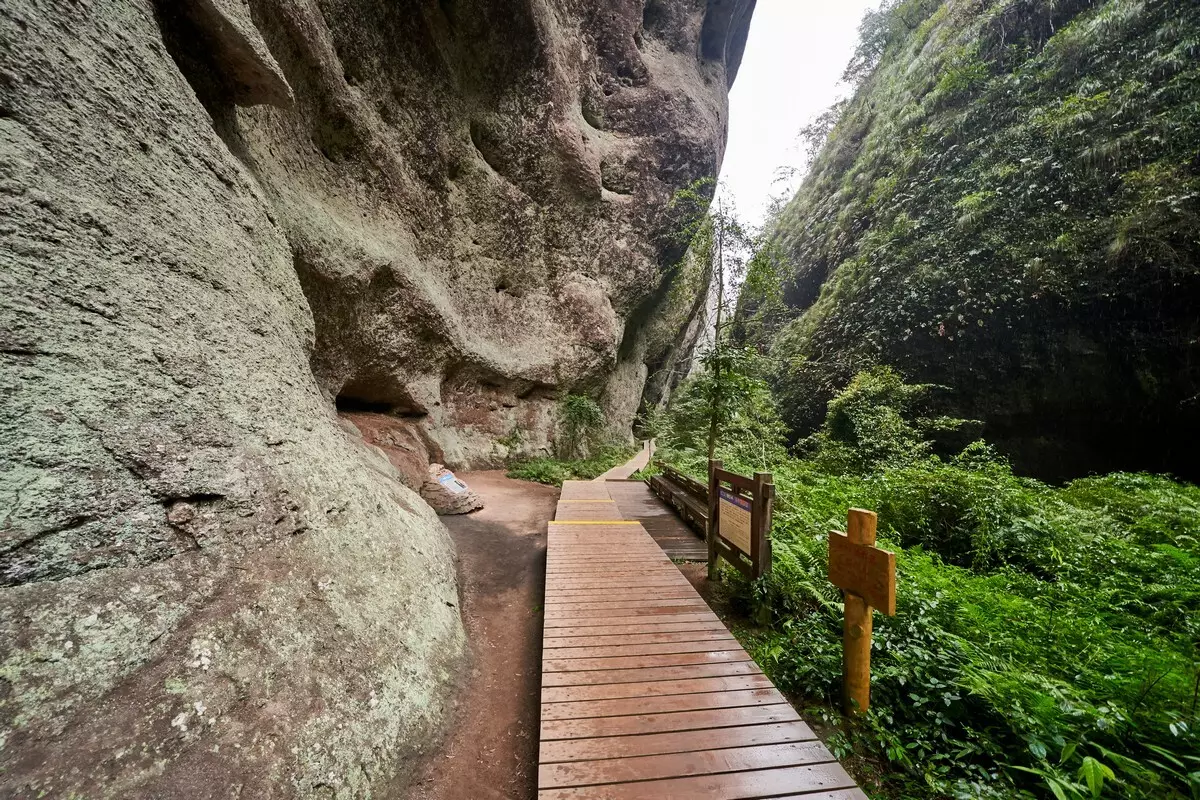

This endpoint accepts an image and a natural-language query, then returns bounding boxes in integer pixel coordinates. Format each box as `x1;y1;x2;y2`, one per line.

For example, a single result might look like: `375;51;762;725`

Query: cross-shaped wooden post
828;508;896;715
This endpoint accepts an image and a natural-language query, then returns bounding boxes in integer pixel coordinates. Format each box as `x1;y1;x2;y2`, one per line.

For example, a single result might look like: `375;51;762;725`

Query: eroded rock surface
0;0;752;795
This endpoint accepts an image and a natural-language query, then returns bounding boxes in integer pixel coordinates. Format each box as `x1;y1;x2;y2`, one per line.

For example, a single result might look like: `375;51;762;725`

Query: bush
507;444;636;486
556;394;605;459
654;369;1200;799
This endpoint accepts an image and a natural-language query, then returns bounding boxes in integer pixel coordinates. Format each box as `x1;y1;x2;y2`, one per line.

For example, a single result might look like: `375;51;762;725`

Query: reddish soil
407;471;559;800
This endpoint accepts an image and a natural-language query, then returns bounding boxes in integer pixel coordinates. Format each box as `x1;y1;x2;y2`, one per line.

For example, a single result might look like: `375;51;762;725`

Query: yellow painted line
548;520;641;525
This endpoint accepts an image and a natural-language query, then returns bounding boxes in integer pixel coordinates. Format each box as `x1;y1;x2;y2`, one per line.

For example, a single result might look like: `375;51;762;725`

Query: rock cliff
754;0;1200;481
0;0;753;796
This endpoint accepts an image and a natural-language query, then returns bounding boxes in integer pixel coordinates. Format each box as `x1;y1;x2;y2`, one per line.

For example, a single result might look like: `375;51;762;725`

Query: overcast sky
717;0;879;229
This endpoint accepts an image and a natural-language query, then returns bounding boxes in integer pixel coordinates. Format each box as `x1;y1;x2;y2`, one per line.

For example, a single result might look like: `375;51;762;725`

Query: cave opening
335;376;430;419
334;394;402;415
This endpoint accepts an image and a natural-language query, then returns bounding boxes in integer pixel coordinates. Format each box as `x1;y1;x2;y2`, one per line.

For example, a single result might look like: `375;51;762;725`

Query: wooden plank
543;650;751;673
773;792;872;800
539;490;863;800
545;602;715;616
539;688;787;721
544;587;696;599
541;673;773;703
544;580;690;589
544;614;722;632
545;560;671;569
543;598;708;612
539;741;836;789
545;563;673;569
544;566;674;574
543;630;736;649
543;639;739;659
540;660;762;687
545;561;681;569
544;603;709;616
543;585;694;597
543;621;729;638
543;588;699;601
543;608;720;623
539;721;817;764
536;763;859;799
543;576;691;587
540;703;799;740
545;578;693;590
543;637;739;659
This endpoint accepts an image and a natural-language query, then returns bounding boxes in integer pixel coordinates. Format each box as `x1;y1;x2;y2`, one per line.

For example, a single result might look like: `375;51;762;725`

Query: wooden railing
647;460;774;578
646;461;709;534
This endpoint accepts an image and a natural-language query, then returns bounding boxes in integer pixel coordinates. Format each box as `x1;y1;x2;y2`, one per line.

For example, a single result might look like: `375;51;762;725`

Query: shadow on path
408;471;559;800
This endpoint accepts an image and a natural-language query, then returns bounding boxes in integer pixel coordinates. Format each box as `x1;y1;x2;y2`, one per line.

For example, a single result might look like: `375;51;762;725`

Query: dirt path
408;471;558;800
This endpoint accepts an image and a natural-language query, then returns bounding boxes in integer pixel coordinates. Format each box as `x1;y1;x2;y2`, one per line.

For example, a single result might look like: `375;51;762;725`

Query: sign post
706;460;774;601
828;508;896;715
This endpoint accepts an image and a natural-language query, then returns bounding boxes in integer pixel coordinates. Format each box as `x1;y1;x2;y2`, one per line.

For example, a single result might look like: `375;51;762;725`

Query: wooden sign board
829;530;896;616
706;461;773;582
718;489;752;555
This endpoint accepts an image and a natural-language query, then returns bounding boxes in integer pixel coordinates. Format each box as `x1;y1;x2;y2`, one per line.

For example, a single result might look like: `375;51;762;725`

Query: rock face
756;0;1200;481
168;0;754;466
0;0;752;796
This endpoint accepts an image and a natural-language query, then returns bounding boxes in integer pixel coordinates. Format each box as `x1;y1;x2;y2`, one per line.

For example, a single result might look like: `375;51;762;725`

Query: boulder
420;466;485;516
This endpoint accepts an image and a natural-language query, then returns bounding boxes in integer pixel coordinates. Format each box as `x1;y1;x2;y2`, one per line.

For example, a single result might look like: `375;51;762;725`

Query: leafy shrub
800;366;972;475
507;444;636;486
654;369;1200;799
556;394;605;459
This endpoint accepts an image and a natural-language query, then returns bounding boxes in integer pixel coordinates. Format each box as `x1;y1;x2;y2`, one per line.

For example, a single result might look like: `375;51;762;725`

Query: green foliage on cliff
749;0;1200;478
556;394;605;459
653;371;1200;800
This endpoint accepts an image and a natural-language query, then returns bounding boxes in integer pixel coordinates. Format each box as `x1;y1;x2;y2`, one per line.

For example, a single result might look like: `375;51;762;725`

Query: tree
700;194;754;460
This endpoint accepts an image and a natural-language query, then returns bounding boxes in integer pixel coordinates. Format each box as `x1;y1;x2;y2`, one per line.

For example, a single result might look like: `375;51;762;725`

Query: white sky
717;0;879;229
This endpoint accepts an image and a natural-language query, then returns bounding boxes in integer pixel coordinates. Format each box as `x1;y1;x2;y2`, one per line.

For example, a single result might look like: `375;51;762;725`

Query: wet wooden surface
605;479;709;561
539;482;868;799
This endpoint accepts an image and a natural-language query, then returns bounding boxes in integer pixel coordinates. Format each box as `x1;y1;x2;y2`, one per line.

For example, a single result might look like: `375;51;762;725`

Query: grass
506;444;638;486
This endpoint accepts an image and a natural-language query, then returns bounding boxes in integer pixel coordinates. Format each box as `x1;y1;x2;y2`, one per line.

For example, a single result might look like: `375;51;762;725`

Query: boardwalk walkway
594;439;655;480
538;480;867;799
606;479;707;561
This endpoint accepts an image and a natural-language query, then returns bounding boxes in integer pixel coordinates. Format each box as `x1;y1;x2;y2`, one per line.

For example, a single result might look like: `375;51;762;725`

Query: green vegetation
555;394;605;460
643;2;1200;796
506;444;636;486
747;0;1200;479
506;393;636;485
651;368;1200;800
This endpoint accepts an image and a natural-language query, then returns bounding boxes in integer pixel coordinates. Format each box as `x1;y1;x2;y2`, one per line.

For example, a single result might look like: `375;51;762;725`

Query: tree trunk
707;213;725;462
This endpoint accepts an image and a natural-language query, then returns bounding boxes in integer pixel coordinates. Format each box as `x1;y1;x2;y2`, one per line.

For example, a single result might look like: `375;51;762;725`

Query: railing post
751;472;773;624
706;459;722;582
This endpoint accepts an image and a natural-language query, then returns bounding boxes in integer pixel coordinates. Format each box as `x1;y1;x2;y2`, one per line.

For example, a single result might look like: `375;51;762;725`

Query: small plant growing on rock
556;394;604;460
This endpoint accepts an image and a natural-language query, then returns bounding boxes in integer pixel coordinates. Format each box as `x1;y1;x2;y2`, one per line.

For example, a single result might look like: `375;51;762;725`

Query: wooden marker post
828;508;896;715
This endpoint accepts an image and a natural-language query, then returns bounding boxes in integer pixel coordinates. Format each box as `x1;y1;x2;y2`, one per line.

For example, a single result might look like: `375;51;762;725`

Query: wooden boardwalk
539;481;867;799
594;439;656;480
606;479;708;561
